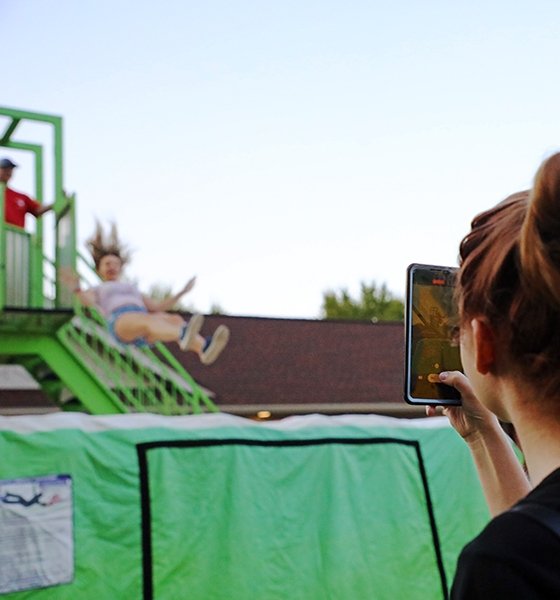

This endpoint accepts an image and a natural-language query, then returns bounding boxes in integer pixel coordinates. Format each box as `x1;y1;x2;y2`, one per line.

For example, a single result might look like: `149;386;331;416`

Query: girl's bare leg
113;312;206;352
114;313;183;344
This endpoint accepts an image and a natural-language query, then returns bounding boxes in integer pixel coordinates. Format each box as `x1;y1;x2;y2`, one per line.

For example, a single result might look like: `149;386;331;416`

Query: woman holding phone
429;154;560;598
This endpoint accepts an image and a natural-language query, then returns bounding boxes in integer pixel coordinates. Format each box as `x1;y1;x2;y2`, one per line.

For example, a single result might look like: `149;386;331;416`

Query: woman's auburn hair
457;152;560;385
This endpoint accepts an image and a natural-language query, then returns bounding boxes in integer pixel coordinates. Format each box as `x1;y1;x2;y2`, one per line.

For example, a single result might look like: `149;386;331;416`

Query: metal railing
57;304;217;415
4;225;31;307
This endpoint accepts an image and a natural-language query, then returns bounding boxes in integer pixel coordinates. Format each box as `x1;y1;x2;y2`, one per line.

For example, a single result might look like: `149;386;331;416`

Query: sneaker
179;314;204;351
200;325;230;365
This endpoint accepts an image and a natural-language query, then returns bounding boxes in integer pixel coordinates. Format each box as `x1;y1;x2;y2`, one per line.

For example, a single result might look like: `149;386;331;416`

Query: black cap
0;158;17;169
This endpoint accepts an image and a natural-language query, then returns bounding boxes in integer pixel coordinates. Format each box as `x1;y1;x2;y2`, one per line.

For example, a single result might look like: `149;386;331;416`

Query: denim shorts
108;305;150;347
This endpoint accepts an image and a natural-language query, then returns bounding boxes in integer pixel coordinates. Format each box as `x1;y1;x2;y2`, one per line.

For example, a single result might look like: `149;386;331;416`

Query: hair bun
520;152;560;306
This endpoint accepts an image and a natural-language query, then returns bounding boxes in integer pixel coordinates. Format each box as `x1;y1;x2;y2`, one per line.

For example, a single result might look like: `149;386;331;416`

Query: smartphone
404;263;462;405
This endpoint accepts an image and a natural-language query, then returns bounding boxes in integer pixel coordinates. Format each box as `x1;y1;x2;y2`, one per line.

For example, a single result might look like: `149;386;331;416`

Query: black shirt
451;467;560;599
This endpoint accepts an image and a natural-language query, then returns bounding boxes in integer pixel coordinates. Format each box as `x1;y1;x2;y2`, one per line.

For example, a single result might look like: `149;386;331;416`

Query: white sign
0;474;74;594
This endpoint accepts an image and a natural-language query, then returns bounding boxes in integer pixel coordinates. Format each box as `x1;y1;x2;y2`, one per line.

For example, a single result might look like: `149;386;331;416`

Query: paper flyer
0;474;74;594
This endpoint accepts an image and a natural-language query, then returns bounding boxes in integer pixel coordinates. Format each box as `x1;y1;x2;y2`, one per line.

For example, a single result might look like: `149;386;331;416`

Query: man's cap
0;158;17;169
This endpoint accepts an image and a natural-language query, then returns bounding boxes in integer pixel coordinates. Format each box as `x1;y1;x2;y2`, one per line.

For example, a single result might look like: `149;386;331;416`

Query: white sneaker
179;314;204;351
200;325;230;365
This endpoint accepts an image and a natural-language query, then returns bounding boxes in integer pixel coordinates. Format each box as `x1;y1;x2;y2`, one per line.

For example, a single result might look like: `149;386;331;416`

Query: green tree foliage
209;303;225;315
321;281;404;322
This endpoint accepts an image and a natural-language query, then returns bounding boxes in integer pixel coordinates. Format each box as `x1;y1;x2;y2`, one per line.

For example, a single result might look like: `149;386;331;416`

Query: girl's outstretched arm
59;267;96;306
143;276;196;312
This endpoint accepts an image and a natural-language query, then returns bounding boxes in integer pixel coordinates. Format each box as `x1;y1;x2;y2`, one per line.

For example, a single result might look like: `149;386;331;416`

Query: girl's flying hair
86;221;131;270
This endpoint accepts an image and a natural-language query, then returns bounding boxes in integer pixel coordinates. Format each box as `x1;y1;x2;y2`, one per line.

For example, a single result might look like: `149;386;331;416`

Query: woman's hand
428;371;530;514
426;371;499;443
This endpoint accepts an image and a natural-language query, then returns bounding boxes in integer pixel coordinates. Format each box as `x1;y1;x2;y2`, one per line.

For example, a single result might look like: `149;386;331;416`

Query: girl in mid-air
65;222;229;365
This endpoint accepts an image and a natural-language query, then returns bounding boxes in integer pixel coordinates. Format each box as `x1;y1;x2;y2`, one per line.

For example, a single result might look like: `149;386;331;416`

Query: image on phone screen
404;264;463;405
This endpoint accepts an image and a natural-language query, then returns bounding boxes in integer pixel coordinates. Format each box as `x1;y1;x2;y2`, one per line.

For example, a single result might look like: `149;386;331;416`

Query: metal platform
0;308;73;334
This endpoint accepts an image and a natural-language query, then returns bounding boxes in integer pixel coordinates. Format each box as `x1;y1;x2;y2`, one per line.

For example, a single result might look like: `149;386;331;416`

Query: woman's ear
471;318;496;374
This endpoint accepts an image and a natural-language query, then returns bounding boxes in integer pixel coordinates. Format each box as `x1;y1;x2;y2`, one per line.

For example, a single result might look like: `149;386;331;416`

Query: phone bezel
404;263;462;406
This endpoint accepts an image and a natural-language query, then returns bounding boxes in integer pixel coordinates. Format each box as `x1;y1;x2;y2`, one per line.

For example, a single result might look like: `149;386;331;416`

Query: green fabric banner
0;413;490;599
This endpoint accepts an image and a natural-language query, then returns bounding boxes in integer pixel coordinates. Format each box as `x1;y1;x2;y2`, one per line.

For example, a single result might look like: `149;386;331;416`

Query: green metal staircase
0;106;217;415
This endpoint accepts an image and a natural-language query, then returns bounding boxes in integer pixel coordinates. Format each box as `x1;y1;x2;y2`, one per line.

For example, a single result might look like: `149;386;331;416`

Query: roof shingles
170;315;406;413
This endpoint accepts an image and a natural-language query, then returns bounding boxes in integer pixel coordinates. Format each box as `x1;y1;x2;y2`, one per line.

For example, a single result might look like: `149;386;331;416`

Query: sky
3;0;560;318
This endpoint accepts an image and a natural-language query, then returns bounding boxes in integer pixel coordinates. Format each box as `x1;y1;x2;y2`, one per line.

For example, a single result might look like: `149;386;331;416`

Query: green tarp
0;413;489;599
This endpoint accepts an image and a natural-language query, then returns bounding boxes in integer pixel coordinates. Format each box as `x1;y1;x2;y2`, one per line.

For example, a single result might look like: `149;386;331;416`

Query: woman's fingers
438;371;480;406
438;370;498;434
425;405;442;417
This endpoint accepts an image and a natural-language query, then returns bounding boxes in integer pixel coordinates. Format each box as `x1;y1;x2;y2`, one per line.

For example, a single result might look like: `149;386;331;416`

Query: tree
321;281;404;321
209;302;226;315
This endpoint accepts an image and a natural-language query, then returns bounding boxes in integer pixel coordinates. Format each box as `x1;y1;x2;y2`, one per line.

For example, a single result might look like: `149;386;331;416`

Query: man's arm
25;194;54;219
35;203;55;217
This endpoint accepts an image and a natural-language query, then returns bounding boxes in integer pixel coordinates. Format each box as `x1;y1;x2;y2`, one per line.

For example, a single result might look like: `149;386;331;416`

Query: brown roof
0;390;60;415
169;315;419;418
0;316;419;418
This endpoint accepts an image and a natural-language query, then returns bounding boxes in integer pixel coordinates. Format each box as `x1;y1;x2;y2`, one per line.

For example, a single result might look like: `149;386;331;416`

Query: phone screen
404;263;462;405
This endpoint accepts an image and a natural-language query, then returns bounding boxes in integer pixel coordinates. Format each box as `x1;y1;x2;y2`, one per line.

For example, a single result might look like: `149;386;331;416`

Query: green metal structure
0;106;217;415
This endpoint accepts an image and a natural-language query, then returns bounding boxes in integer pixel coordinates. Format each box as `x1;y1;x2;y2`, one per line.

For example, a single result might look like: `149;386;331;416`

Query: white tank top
92;281;145;316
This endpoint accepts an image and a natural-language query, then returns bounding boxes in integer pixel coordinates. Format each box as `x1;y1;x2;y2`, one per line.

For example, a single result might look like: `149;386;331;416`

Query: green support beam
0;117;21;145
0;333;126;414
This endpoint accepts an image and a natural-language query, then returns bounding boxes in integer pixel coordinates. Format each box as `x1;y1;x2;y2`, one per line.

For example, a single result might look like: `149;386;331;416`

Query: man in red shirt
0;158;54;228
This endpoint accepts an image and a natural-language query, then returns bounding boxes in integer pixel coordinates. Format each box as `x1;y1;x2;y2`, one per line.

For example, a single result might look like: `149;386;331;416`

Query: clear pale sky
3;0;560;317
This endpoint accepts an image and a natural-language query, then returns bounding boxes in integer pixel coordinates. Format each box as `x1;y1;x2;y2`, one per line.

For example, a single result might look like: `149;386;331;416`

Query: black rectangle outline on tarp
137;438;449;600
